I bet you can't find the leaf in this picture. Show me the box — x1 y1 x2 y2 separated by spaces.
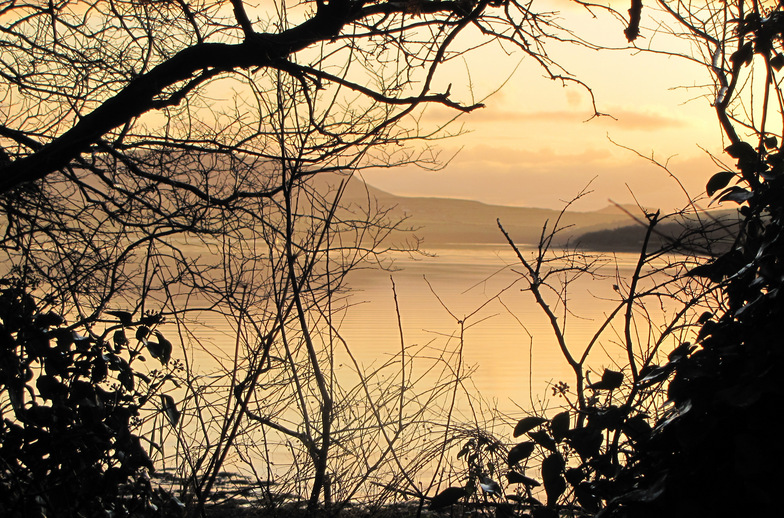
544 474 566 507
565 467 585 486
107 310 133 326
622 414 652 442
686 250 745 281
146 341 164 363
729 41 754 67
507 441 536 466
575 482 601 513
668 341 694 362
154 331 172 364
637 365 672 388
542 453 566 506
550 411 570 443
528 430 557 452
725 140 756 160
506 471 540 487
771 53 784 71
706 171 736 196
136 326 150 342
565 427 603 459
456 444 470 459
542 452 565 483
765 135 779 149
588 368 624 391
113 330 128 349
34 311 63 329
717 186 753 204
513 416 546 437
91 354 108 383
160 394 180 427
36 375 67 400
117 358 135 392
429 487 466 510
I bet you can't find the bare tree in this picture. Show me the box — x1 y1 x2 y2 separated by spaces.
0 1 599 514
444 1 783 513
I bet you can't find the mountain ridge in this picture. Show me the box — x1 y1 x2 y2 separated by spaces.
324 174 644 247
310 173 738 250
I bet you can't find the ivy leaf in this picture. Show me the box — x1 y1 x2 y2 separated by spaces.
507 441 536 466
34 311 63 329
542 453 566 506
771 53 784 71
107 310 133 327
429 487 466 510
706 171 736 196
160 394 180 427
456 442 471 459
565 467 586 486
550 411 570 443
528 430 557 452
117 358 135 392
718 186 753 204
513 416 547 437
144 332 172 365
136 326 150 342
725 141 756 160
623 414 652 443
36 375 67 401
566 427 603 459
668 342 695 362
588 369 624 391
113 330 128 349
729 41 754 67
637 365 673 388
506 471 540 487
154 332 172 364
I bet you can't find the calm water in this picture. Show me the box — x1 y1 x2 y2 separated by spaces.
337 245 682 412
156 243 696 491
176 244 691 413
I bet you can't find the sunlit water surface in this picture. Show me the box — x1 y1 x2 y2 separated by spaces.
338 245 680 412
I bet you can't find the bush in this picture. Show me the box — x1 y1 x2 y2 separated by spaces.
0 278 179 517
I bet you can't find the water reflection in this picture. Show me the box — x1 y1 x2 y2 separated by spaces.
340 245 689 413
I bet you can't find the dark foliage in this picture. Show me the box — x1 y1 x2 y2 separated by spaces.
497 142 784 516
0 278 180 517
597 142 784 517
492 5 784 516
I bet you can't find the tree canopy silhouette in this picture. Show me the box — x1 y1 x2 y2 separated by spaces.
0 0 585 192
0 2 596 516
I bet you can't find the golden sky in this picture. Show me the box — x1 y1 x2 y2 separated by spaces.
362 2 727 212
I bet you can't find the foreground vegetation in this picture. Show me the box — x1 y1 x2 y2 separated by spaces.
3 0 784 516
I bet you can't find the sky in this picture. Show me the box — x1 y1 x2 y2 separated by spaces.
361 2 728 212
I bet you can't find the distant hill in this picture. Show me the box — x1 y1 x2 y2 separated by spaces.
308 173 741 251
573 210 741 254
316 174 641 247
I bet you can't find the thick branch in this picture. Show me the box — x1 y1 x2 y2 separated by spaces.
0 0 475 192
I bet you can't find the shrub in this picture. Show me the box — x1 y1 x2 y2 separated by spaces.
0 278 179 517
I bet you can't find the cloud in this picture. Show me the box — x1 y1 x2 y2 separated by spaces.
453 145 614 167
421 105 686 131
363 147 716 212
596 109 687 130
